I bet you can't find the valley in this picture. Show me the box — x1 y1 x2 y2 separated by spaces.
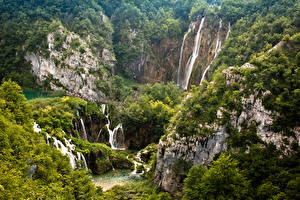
0 0 299 200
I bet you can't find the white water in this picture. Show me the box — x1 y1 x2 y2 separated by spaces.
131 151 144 175
33 122 41 133
225 22 231 40
200 19 223 85
100 104 125 150
33 122 88 169
182 17 206 90
80 118 88 141
177 25 192 86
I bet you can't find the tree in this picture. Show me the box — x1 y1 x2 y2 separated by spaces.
0 80 32 129
183 154 252 200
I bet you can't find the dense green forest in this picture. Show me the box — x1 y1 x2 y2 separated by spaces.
0 0 299 199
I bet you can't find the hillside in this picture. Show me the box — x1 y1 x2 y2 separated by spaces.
0 0 299 199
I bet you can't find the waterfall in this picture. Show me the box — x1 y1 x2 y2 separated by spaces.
96 129 102 142
182 17 206 90
131 151 144 175
225 22 231 40
33 122 41 133
33 122 88 170
100 104 125 150
200 19 223 85
80 118 88 141
177 25 192 86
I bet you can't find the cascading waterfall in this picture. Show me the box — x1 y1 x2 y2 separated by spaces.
80 118 88 141
177 25 192 86
182 17 206 90
131 151 143 175
200 19 223 85
131 151 151 176
34 122 88 169
100 104 125 150
76 110 88 141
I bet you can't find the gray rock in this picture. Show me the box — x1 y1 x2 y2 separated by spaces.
25 26 112 102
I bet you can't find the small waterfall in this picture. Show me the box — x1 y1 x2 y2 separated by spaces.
80 118 88 141
33 122 88 170
131 151 144 175
200 19 223 85
101 104 125 150
33 122 41 133
96 129 102 142
182 17 206 90
177 25 192 86
225 22 231 40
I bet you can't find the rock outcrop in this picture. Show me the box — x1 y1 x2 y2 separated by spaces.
154 62 300 193
25 26 114 102
154 125 228 193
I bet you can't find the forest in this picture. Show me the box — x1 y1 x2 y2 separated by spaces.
0 0 299 199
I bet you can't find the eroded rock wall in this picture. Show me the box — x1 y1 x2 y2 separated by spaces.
25 26 114 102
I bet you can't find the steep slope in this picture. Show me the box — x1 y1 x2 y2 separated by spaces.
0 0 115 95
154 35 300 193
25 25 112 102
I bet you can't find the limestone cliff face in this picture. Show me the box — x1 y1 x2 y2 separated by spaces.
155 125 228 193
126 15 229 87
126 37 181 84
178 16 230 89
154 63 300 193
25 26 114 102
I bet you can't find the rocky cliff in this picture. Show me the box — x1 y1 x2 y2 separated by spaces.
25 26 115 102
125 37 181 84
154 62 300 193
126 15 229 88
177 16 230 89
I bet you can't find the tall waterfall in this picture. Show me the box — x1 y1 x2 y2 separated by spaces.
200 19 223 85
182 17 206 90
34 122 88 169
225 22 231 40
100 104 125 150
177 25 192 86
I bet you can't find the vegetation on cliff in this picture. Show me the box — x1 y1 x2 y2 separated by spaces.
0 0 299 199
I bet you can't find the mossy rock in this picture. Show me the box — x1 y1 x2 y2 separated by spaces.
136 165 145 173
112 155 134 170
94 158 112 174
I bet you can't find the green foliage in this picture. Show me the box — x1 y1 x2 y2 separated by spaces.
120 83 183 148
0 80 32 130
0 81 101 199
212 0 298 74
0 0 114 88
183 154 251 200
100 180 172 200
29 96 88 135
183 165 207 200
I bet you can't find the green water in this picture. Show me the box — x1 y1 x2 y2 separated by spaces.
92 170 143 191
23 90 66 100
24 91 49 100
